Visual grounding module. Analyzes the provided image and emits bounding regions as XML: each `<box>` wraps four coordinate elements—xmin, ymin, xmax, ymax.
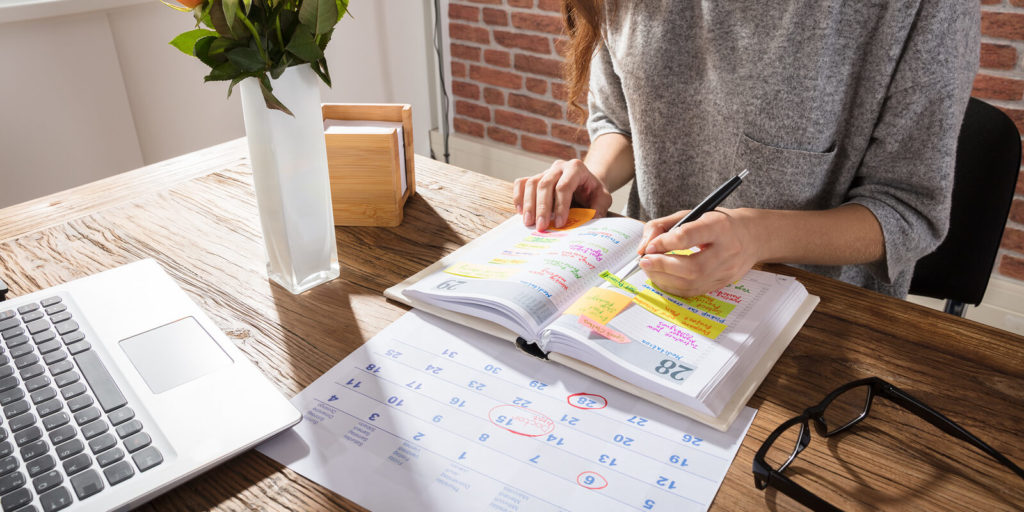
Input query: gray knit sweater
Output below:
<box><xmin>588</xmin><ymin>1</ymin><xmax>979</xmax><ymax>297</ymax></box>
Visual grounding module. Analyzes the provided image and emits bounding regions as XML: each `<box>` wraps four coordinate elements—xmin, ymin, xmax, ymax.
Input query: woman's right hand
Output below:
<box><xmin>512</xmin><ymin>159</ymin><xmax>613</xmax><ymax>231</ymax></box>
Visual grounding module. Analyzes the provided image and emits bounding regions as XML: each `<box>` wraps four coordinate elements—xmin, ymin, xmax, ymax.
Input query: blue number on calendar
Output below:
<box><xmin>433</xmin><ymin>415</ymin><xmax>443</xmax><ymax>423</ymax></box>
<box><xmin>612</xmin><ymin>434</ymin><xmax>634</xmax><ymax>446</ymax></box>
<box><xmin>681</xmin><ymin>434</ymin><xmax>703</xmax><ymax>447</ymax></box>
<box><xmin>656</xmin><ymin>476</ymin><xmax>677</xmax><ymax>490</ymax></box>
<box><xmin>468</xmin><ymin>380</ymin><xmax>486</xmax><ymax>391</ymax></box>
<box><xmin>484</xmin><ymin>364</ymin><xmax>502</xmax><ymax>375</ymax></box>
<box><xmin>365</xmin><ymin>364</ymin><xmax>381</xmax><ymax>373</ymax></box>
<box><xmin>385</xmin><ymin>349</ymin><xmax>402</xmax><ymax>359</ymax></box>
<box><xmin>545</xmin><ymin>434</ymin><xmax>565</xmax><ymax>446</ymax></box>
<box><xmin>560</xmin><ymin>414</ymin><xmax>579</xmax><ymax>426</ymax></box>
<box><xmin>479</xmin><ymin>434</ymin><xmax>490</xmax><ymax>442</ymax></box>
<box><xmin>627</xmin><ymin>415</ymin><xmax>648</xmax><ymax>427</ymax></box>
<box><xmin>406</xmin><ymin>380</ymin><xmax>423</xmax><ymax>390</ymax></box>
<box><xmin>458</xmin><ymin>451</ymin><xmax>467</xmax><ymax>460</ymax></box>
<box><xmin>425</xmin><ymin>364</ymin><xmax>443</xmax><ymax>375</ymax></box>
<box><xmin>442</xmin><ymin>349</ymin><xmax>458</xmax><ymax>359</ymax></box>
<box><xmin>368</xmin><ymin>413</ymin><xmax>380</xmax><ymax>421</ymax></box>
<box><xmin>387</xmin><ymin>396</ymin><xmax>404</xmax><ymax>407</ymax></box>
<box><xmin>413</xmin><ymin>432</ymin><xmax>424</xmax><ymax>441</ymax></box>
<box><xmin>529</xmin><ymin>455</ymin><xmax>540</xmax><ymax>463</ymax></box>
<box><xmin>512</xmin><ymin>396</ymin><xmax>531</xmax><ymax>408</ymax></box>
<box><xmin>643</xmin><ymin>499</ymin><xmax>655</xmax><ymax>510</ymax></box>
<box><xmin>345</xmin><ymin>379</ymin><xmax>361</xmax><ymax>388</ymax></box>
<box><xmin>450</xmin><ymin>397</ymin><xmax>466</xmax><ymax>407</ymax></box>
<box><xmin>495</xmin><ymin>415</ymin><xmax>514</xmax><ymax>426</ymax></box>
<box><xmin>598</xmin><ymin>454</ymin><xmax>618</xmax><ymax>466</ymax></box>
<box><xmin>529</xmin><ymin>380</ymin><xmax>547</xmax><ymax>391</ymax></box>
<box><xmin>669</xmin><ymin>455</ymin><xmax>689</xmax><ymax>467</ymax></box>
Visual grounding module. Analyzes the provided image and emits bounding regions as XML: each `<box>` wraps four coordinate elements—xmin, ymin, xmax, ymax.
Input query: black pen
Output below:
<box><xmin>618</xmin><ymin>169</ymin><xmax>749</xmax><ymax>282</ymax></box>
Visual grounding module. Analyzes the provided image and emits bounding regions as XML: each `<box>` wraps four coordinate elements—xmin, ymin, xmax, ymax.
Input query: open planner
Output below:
<box><xmin>386</xmin><ymin>209</ymin><xmax>819</xmax><ymax>431</ymax></box>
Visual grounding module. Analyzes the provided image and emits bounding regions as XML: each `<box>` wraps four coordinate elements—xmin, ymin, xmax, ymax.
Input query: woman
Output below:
<box><xmin>513</xmin><ymin>1</ymin><xmax>979</xmax><ymax>298</ymax></box>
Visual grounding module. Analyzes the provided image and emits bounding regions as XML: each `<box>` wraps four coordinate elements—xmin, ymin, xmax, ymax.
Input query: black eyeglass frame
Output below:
<box><xmin>752</xmin><ymin>377</ymin><xmax>1024</xmax><ymax>512</ymax></box>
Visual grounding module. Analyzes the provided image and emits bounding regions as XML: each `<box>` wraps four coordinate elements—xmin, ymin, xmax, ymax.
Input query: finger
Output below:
<box><xmin>522</xmin><ymin>176</ymin><xmax>539</xmax><ymax>226</ymax></box>
<box><xmin>646</xmin><ymin>212</ymin><xmax>722</xmax><ymax>254</ymax></box>
<box><xmin>638</xmin><ymin>211</ymin><xmax>687</xmax><ymax>255</ymax></box>
<box><xmin>552</xmin><ymin>162</ymin><xmax>585</xmax><ymax>227</ymax></box>
<box><xmin>512</xmin><ymin>178</ymin><xmax>525</xmax><ymax>216</ymax></box>
<box><xmin>535</xmin><ymin>164</ymin><xmax>564</xmax><ymax>231</ymax></box>
<box><xmin>640</xmin><ymin>254</ymin><xmax>715</xmax><ymax>297</ymax></box>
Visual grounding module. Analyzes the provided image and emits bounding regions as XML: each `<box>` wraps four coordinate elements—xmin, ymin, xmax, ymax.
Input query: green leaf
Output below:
<box><xmin>298</xmin><ymin>0</ymin><xmax>339</xmax><ymax>35</ymax></box>
<box><xmin>258</xmin><ymin>74</ymin><xmax>294</xmax><ymax>116</ymax></box>
<box><xmin>209</xmin><ymin>0</ymin><xmax>247</xmax><ymax>39</ymax></box>
<box><xmin>169</xmin><ymin>29</ymin><xmax>218</xmax><ymax>56</ymax></box>
<box><xmin>269</xmin><ymin>56</ymin><xmax>290</xmax><ymax>79</ymax></box>
<box><xmin>337</xmin><ymin>0</ymin><xmax>349</xmax><ymax>22</ymax></box>
<box><xmin>241</xmin><ymin>0</ymin><xmax>252</xmax><ymax>14</ymax></box>
<box><xmin>311</xmin><ymin>59</ymin><xmax>331</xmax><ymax>88</ymax></box>
<box><xmin>209</xmin><ymin>37</ymin><xmax>239</xmax><ymax>55</ymax></box>
<box><xmin>222</xmin><ymin>0</ymin><xmax>239</xmax><ymax>30</ymax></box>
<box><xmin>285</xmin><ymin>28</ymin><xmax>322</xmax><ymax>62</ymax></box>
<box><xmin>204</xmin><ymin>60</ymin><xmax>242</xmax><ymax>82</ymax></box>
<box><xmin>194</xmin><ymin>36</ymin><xmax>225</xmax><ymax>68</ymax></box>
<box><xmin>227</xmin><ymin>72</ymin><xmax>259</xmax><ymax>98</ymax></box>
<box><xmin>226</xmin><ymin>46</ymin><xmax>265</xmax><ymax>72</ymax></box>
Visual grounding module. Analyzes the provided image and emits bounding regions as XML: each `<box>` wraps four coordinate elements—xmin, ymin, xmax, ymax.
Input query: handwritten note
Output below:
<box><xmin>564</xmin><ymin>287</ymin><xmax>633</xmax><ymax>324</ymax></box>
<box><xmin>599</xmin><ymin>270</ymin><xmax>639</xmax><ymax>295</ymax></box>
<box><xmin>633</xmin><ymin>292</ymin><xmax>727</xmax><ymax>339</ymax></box>
<box><xmin>578</xmin><ymin>315</ymin><xmax>631</xmax><ymax>343</ymax></box>
<box><xmin>444</xmin><ymin>262</ymin><xmax>521</xmax><ymax>280</ymax></box>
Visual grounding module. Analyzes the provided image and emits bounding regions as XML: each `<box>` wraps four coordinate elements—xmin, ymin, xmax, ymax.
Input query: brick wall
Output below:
<box><xmin>448</xmin><ymin>0</ymin><xmax>1024</xmax><ymax>285</ymax></box>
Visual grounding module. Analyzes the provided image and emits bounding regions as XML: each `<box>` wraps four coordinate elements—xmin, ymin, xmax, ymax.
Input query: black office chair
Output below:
<box><xmin>909</xmin><ymin>98</ymin><xmax>1021</xmax><ymax>316</ymax></box>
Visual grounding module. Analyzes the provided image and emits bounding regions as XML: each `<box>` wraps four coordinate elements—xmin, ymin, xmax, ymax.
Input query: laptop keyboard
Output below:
<box><xmin>0</xmin><ymin>297</ymin><xmax>163</xmax><ymax>512</ymax></box>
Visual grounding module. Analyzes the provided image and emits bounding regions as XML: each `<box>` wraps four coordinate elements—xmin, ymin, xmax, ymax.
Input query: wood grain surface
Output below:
<box><xmin>0</xmin><ymin>142</ymin><xmax>1021</xmax><ymax>511</ymax></box>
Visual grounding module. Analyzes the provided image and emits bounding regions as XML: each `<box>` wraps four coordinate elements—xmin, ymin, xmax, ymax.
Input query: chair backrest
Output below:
<box><xmin>909</xmin><ymin>98</ymin><xmax>1021</xmax><ymax>306</ymax></box>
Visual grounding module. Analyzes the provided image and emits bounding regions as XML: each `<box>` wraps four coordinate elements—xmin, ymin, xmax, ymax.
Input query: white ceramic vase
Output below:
<box><xmin>238</xmin><ymin>65</ymin><xmax>339</xmax><ymax>294</ymax></box>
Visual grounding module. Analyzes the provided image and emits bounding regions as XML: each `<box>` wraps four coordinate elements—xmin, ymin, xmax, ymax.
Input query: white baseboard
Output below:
<box><xmin>429</xmin><ymin>129</ymin><xmax>1024</xmax><ymax>336</ymax></box>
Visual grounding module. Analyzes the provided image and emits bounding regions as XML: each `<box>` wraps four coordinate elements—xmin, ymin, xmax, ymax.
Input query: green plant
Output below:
<box><xmin>167</xmin><ymin>0</ymin><xmax>350</xmax><ymax>115</ymax></box>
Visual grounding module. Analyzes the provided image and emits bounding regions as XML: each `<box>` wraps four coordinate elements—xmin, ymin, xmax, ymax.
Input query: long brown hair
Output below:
<box><xmin>561</xmin><ymin>0</ymin><xmax>602</xmax><ymax>122</ymax></box>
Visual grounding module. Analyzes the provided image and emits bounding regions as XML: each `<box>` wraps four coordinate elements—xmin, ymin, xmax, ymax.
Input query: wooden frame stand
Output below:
<box><xmin>322</xmin><ymin>103</ymin><xmax>415</xmax><ymax>226</ymax></box>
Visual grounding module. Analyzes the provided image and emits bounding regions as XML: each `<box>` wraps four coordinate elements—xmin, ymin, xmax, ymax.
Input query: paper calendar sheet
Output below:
<box><xmin>258</xmin><ymin>311</ymin><xmax>755</xmax><ymax>511</ymax></box>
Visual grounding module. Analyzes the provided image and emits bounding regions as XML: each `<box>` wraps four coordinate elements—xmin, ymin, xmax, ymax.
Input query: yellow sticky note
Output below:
<box><xmin>548</xmin><ymin>208</ymin><xmax>596</xmax><ymax>231</ymax></box>
<box><xmin>444</xmin><ymin>262</ymin><xmax>520</xmax><ymax>280</ymax></box>
<box><xmin>645</xmin><ymin>281</ymin><xmax>736</xmax><ymax>318</ymax></box>
<box><xmin>565</xmin><ymin>287</ymin><xmax>633</xmax><ymax>324</ymax></box>
<box><xmin>599</xmin><ymin>270</ymin><xmax>639</xmax><ymax>295</ymax></box>
<box><xmin>633</xmin><ymin>292</ymin><xmax>727</xmax><ymax>339</ymax></box>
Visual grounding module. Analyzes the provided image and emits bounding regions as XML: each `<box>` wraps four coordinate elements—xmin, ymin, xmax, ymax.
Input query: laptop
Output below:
<box><xmin>0</xmin><ymin>259</ymin><xmax>301</xmax><ymax>511</ymax></box>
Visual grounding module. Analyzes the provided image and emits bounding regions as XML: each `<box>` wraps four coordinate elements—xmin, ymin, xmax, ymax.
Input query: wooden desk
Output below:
<box><xmin>0</xmin><ymin>139</ymin><xmax>1021</xmax><ymax>511</ymax></box>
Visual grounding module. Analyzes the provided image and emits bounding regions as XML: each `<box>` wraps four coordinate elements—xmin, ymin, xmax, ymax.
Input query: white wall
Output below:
<box><xmin>0</xmin><ymin>0</ymin><xmax>440</xmax><ymax>208</ymax></box>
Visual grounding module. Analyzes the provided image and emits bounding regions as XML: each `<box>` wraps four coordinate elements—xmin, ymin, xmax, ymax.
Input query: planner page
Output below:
<box><xmin>258</xmin><ymin>311</ymin><xmax>755</xmax><ymax>512</ymax></box>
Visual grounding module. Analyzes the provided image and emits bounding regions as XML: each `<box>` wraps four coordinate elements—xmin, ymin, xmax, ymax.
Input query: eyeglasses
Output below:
<box><xmin>752</xmin><ymin>377</ymin><xmax>1024</xmax><ymax>512</ymax></box>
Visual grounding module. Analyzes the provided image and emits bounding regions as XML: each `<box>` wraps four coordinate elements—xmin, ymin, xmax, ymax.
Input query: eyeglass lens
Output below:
<box><xmin>765</xmin><ymin>421</ymin><xmax>806</xmax><ymax>473</ymax></box>
<box><xmin>821</xmin><ymin>383</ymin><xmax>871</xmax><ymax>435</ymax></box>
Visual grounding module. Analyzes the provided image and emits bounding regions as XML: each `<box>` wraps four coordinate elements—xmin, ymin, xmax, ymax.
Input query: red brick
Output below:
<box><xmin>522</xmin><ymin>134</ymin><xmax>577</xmax><ymax>160</ymax></box>
<box><xmin>451</xmin><ymin>61</ymin><xmax>467</xmax><ymax>78</ymax></box>
<box><xmin>1010</xmin><ymin>0</ymin><xmax>1024</xmax><ymax>7</ymax></box>
<box><xmin>553</xmin><ymin>37</ymin><xmax>570</xmax><ymax>57</ymax></box>
<box><xmin>485</xmin><ymin>49</ymin><xmax>512</xmax><ymax>68</ymax></box>
<box><xmin>1016</xmin><ymin>170</ymin><xmax>1024</xmax><ymax>195</ymax></box>
<box><xmin>981</xmin><ymin>12</ymin><xmax>1024</xmax><ymax>40</ymax></box>
<box><xmin>488</xmin><ymin>126</ymin><xmax>518</xmax><ymax>145</ymax></box>
<box><xmin>972</xmin><ymin>74</ymin><xmax>1024</xmax><ymax>101</ymax></box>
<box><xmin>551</xmin><ymin>82</ymin><xmax>567</xmax><ymax>101</ymax></box>
<box><xmin>484</xmin><ymin>87</ymin><xmax>505</xmax><ymax>105</ymax></box>
<box><xmin>451</xmin><ymin>43</ymin><xmax>482</xmax><ymax>62</ymax></box>
<box><xmin>454</xmin><ymin>117</ymin><xmax>485</xmax><ymax>138</ymax></box>
<box><xmin>551</xmin><ymin>122</ymin><xmax>590</xmax><ymax>146</ymax></box>
<box><xmin>981</xmin><ymin>43</ymin><xmax>1018</xmax><ymax>70</ymax></box>
<box><xmin>1011</xmin><ymin>199</ymin><xmax>1024</xmax><ymax>225</ymax></box>
<box><xmin>509</xmin><ymin>93</ymin><xmax>563</xmax><ymax>119</ymax></box>
<box><xmin>452</xmin><ymin>80</ymin><xmax>481</xmax><ymax>100</ymax></box>
<box><xmin>448</xmin><ymin>4</ymin><xmax>480</xmax><ymax>22</ymax></box>
<box><xmin>537</xmin><ymin>0</ymin><xmax>561</xmax><ymax>12</ymax></box>
<box><xmin>470</xmin><ymin>65</ymin><xmax>524</xmax><ymax>89</ymax></box>
<box><xmin>515</xmin><ymin>54</ymin><xmax>564</xmax><ymax>78</ymax></box>
<box><xmin>508</xmin><ymin>0</ymin><xmax>533</xmax><ymax>7</ymax></box>
<box><xmin>450</xmin><ymin>22</ymin><xmax>490</xmax><ymax>44</ymax></box>
<box><xmin>495</xmin><ymin>109</ymin><xmax>548</xmax><ymax>134</ymax></box>
<box><xmin>467</xmin><ymin>0</ymin><xmax>502</xmax><ymax>4</ymax></box>
<box><xmin>494</xmin><ymin>30</ymin><xmax>551</xmax><ymax>54</ymax></box>
<box><xmin>483</xmin><ymin>7</ymin><xmax>508</xmax><ymax>26</ymax></box>
<box><xmin>982</xmin><ymin>0</ymin><xmax>1002</xmax><ymax>4</ymax></box>
<box><xmin>511</xmin><ymin>12</ymin><xmax>564</xmax><ymax>35</ymax></box>
<box><xmin>998</xmin><ymin>254</ymin><xmax>1024</xmax><ymax>280</ymax></box>
<box><xmin>1002</xmin><ymin>226</ymin><xmax>1024</xmax><ymax>253</ymax></box>
<box><xmin>526</xmin><ymin>77</ymin><xmax>548</xmax><ymax>95</ymax></box>
<box><xmin>456</xmin><ymin>100</ymin><xmax>492</xmax><ymax>122</ymax></box>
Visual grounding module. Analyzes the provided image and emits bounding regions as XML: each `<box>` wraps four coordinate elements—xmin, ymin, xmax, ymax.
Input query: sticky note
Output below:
<box><xmin>599</xmin><ymin>270</ymin><xmax>639</xmax><ymax>295</ymax></box>
<box><xmin>646</xmin><ymin>281</ymin><xmax>736</xmax><ymax>318</ymax></box>
<box><xmin>444</xmin><ymin>262</ymin><xmax>520</xmax><ymax>280</ymax></box>
<box><xmin>633</xmin><ymin>291</ymin><xmax>727</xmax><ymax>339</ymax></box>
<box><xmin>565</xmin><ymin>287</ymin><xmax>633</xmax><ymax>324</ymax></box>
<box><xmin>548</xmin><ymin>208</ymin><xmax>596</xmax><ymax>231</ymax></box>
<box><xmin>578</xmin><ymin>315</ymin><xmax>631</xmax><ymax>344</ymax></box>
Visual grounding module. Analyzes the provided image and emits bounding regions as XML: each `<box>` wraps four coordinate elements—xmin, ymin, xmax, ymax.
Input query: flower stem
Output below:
<box><xmin>235</xmin><ymin>9</ymin><xmax>268</xmax><ymax>64</ymax></box>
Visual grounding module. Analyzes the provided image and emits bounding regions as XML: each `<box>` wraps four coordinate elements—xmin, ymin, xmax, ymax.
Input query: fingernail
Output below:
<box><xmin>537</xmin><ymin>216</ymin><xmax>548</xmax><ymax>231</ymax></box>
<box><xmin>639</xmin><ymin>257</ymin><xmax>651</xmax><ymax>268</ymax></box>
<box><xmin>516</xmin><ymin>203</ymin><xmax>522</xmax><ymax>215</ymax></box>
<box><xmin>524</xmin><ymin>212</ymin><xmax>534</xmax><ymax>225</ymax></box>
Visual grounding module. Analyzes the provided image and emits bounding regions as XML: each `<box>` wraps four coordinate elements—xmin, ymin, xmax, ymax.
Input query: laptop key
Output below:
<box><xmin>62</xmin><ymin>453</ymin><xmax>91</xmax><ymax>477</ymax></box>
<box><xmin>48</xmin><ymin>426</ymin><xmax>75</xmax><ymax>446</ymax></box>
<box><xmin>69</xmin><ymin>469</ymin><xmax>102</xmax><ymax>500</ymax></box>
<box><xmin>3</xmin><ymin>400</ymin><xmax>28</xmax><ymax>419</ymax></box>
<box><xmin>0</xmin><ymin>367</ymin><xmax>11</xmax><ymax>381</ymax></box>
<box><xmin>0</xmin><ymin>470</ymin><xmax>25</xmax><ymax>494</ymax></box>
<box><xmin>20</xmin><ymin>311</ymin><xmax>43</xmax><ymax>324</ymax></box>
<box><xmin>41</xmin><ymin>413</ymin><xmax>68</xmax><ymax>432</ymax></box>
<box><xmin>73</xmin><ymin>351</ymin><xmax>127</xmax><ymax>413</ymax></box>
<box><xmin>41</xmin><ymin>351</ymin><xmax>65</xmax><ymax>367</ymax></box>
<box><xmin>0</xmin><ymin>330</ymin><xmax>23</xmax><ymax>342</ymax></box>
<box><xmin>32</xmin><ymin>471</ymin><xmax>62</xmax><ymax>495</ymax></box>
<box><xmin>35</xmin><ymin>400</ymin><xmax>61</xmax><ymax>419</ymax></box>
<box><xmin>23</xmin><ymin>320</ymin><xmax>47</xmax><ymax>336</ymax></box>
<box><xmin>1</xmin><ymin>487</ymin><xmax>30</xmax><ymax>512</ymax></box>
<box><xmin>16</xmin><ymin>305</ymin><xmax>37</xmax><ymax>316</ymax></box>
<box><xmin>65</xmin><ymin>342</ymin><xmax>90</xmax><ymax>356</ymax></box>
<box><xmin>46</xmin><ymin>312</ymin><xmax>69</xmax><ymax>325</ymax></box>
<box><xmin>0</xmin><ymin>320</ymin><xmax>18</xmax><ymax>334</ymax></box>
<box><xmin>21</xmin><ymin>439</ymin><xmax>48</xmax><ymax>463</ymax></box>
<box><xmin>59</xmin><ymin>383</ymin><xmax>85</xmax><ymax>401</ymax></box>
<box><xmin>80</xmin><ymin>420</ymin><xmax>107</xmax><ymax>440</ymax></box>
<box><xmin>0</xmin><ymin>313</ymin><xmax>11</xmax><ymax>324</ymax></box>
<box><xmin>13</xmin><ymin>354</ymin><xmax>38</xmax><ymax>370</ymax></box>
<box><xmin>68</xmin><ymin>396</ymin><xmax>94</xmax><ymax>416</ymax></box>
<box><xmin>115</xmin><ymin>420</ymin><xmax>142</xmax><ymax>439</ymax></box>
<box><xmin>18</xmin><ymin>365</ymin><xmax>43</xmax><ymax>382</ymax></box>
<box><xmin>27</xmin><ymin>454</ymin><xmax>55</xmax><ymax>480</ymax></box>
<box><xmin>45</xmin><ymin>361</ymin><xmax>72</xmax><ymax>377</ymax></box>
<box><xmin>73</xmin><ymin>407</ymin><xmax>99</xmax><ymax>427</ymax></box>
<box><xmin>39</xmin><ymin>486</ymin><xmax>72</xmax><ymax>512</ymax></box>
<box><xmin>42</xmin><ymin>303</ymin><xmax>65</xmax><ymax>316</ymax></box>
<box><xmin>8</xmin><ymin>414</ymin><xmax>34</xmax><ymax>433</ymax></box>
<box><xmin>35</xmin><ymin>342</ymin><xmax>60</xmax><ymax>356</ymax></box>
<box><xmin>58</xmin><ymin>333</ymin><xmax>82</xmax><ymax>347</ymax></box>
<box><xmin>39</xmin><ymin>298</ymin><xmax>60</xmax><ymax>309</ymax></box>
<box><xmin>4</xmin><ymin>336</ymin><xmax>27</xmax><ymax>350</ymax></box>
<box><xmin>96</xmin><ymin>447</ymin><xmax>123</xmax><ymax>468</ymax></box>
<box><xmin>13</xmin><ymin>427</ymin><xmax>41</xmax><ymax>447</ymax></box>
<box><xmin>0</xmin><ymin>457</ymin><xmax>17</xmax><ymax>477</ymax></box>
<box><xmin>0</xmin><ymin>390</ymin><xmax>25</xmax><ymax>407</ymax></box>
<box><xmin>122</xmin><ymin>432</ymin><xmax>151</xmax><ymax>453</ymax></box>
<box><xmin>52</xmin><ymin>322</ymin><xmax>77</xmax><ymax>338</ymax></box>
<box><xmin>103</xmin><ymin>460</ymin><xmax>134</xmax><ymax>486</ymax></box>
<box><xmin>29</xmin><ymin>387</ymin><xmax>55</xmax><ymax>406</ymax></box>
<box><xmin>52</xmin><ymin>372</ymin><xmax>77</xmax><ymax>389</ymax></box>
<box><xmin>7</xmin><ymin>347</ymin><xmax>31</xmax><ymax>361</ymax></box>
<box><xmin>88</xmin><ymin>434</ymin><xmax>116</xmax><ymax>455</ymax></box>
<box><xmin>55</xmin><ymin>439</ymin><xmax>83</xmax><ymax>461</ymax></box>
<box><xmin>107</xmin><ymin>407</ymin><xmax>133</xmax><ymax>426</ymax></box>
<box><xmin>0</xmin><ymin>378</ymin><xmax>16</xmax><ymax>394</ymax></box>
<box><xmin>0</xmin><ymin>442</ymin><xmax>11</xmax><ymax>459</ymax></box>
<box><xmin>31</xmin><ymin>331</ymin><xmax>55</xmax><ymax>345</ymax></box>
<box><xmin>131</xmin><ymin>446</ymin><xmax>162</xmax><ymax>472</ymax></box>
<box><xmin>25</xmin><ymin>376</ymin><xmax>50</xmax><ymax>394</ymax></box>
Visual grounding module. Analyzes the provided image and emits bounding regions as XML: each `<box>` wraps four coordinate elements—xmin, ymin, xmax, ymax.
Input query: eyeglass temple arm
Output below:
<box><xmin>887</xmin><ymin>387</ymin><xmax>1024</xmax><ymax>480</ymax></box>
<box><xmin>764</xmin><ymin>471</ymin><xmax>844</xmax><ymax>512</ymax></box>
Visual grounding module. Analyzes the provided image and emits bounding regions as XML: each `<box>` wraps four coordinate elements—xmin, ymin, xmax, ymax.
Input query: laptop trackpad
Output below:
<box><xmin>120</xmin><ymin>317</ymin><xmax>233</xmax><ymax>394</ymax></box>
